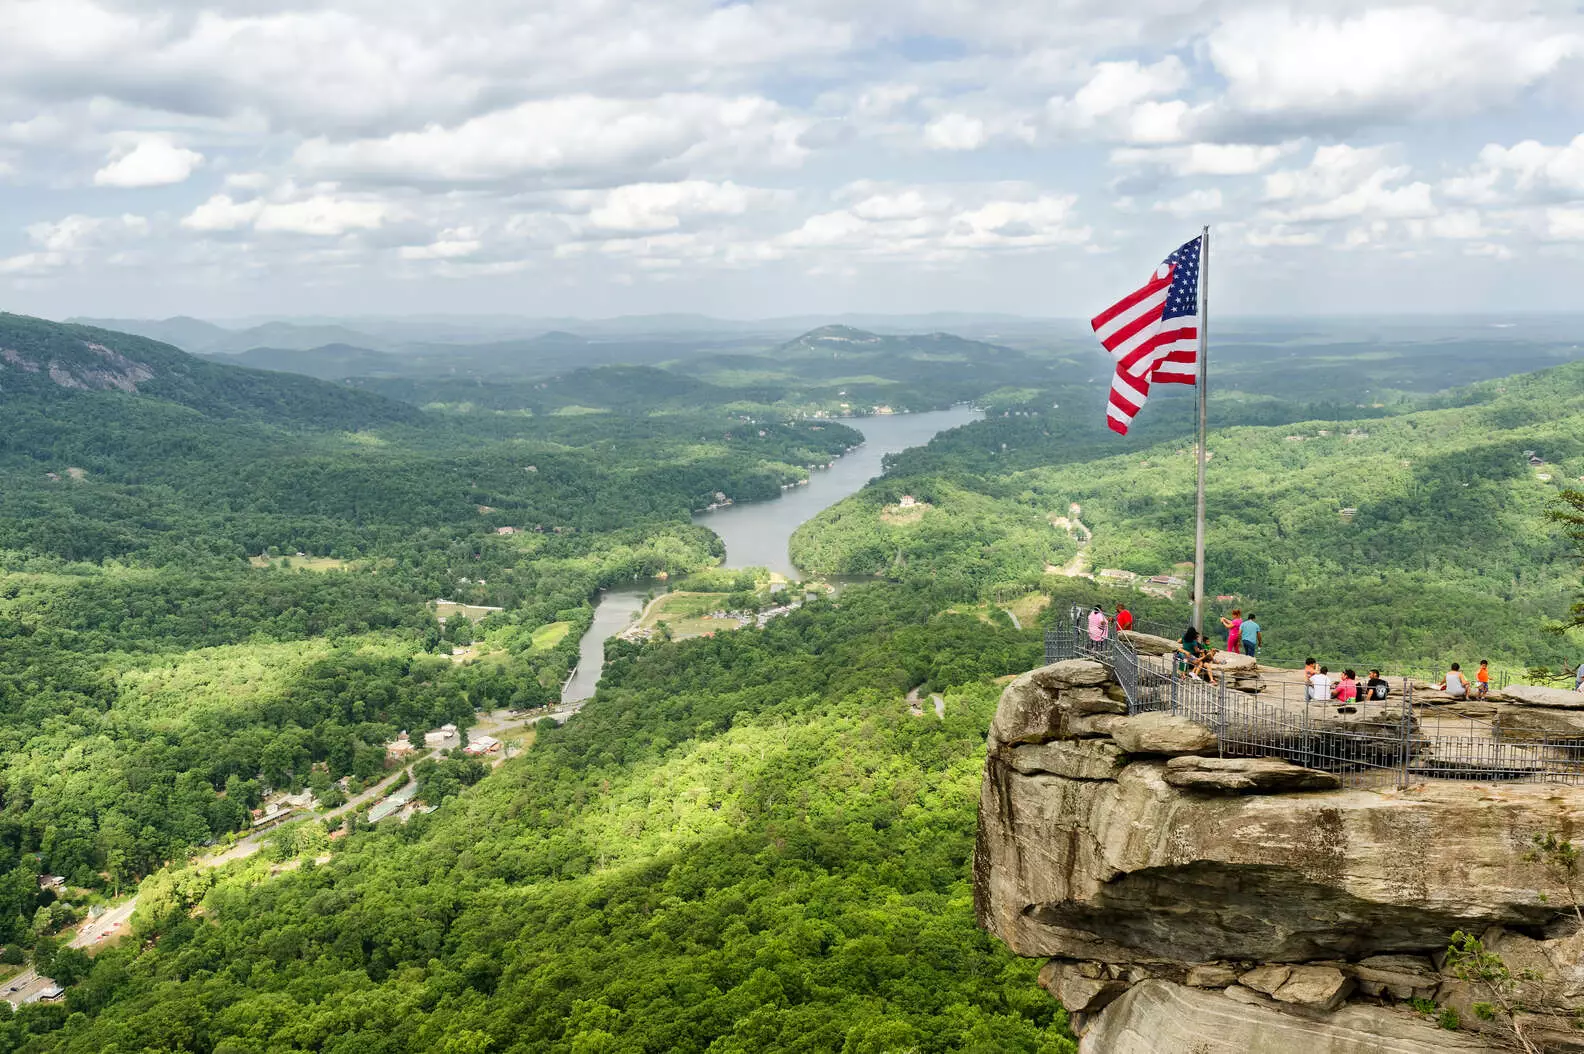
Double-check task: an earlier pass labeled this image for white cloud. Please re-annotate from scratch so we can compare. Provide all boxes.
[1153,187,1222,217]
[1546,207,1584,240]
[580,180,763,232]
[1262,145,1435,224]
[1207,8,1578,131]
[779,182,1087,259]
[1111,142,1295,176]
[923,113,988,151]
[399,236,483,260]
[94,138,204,187]
[294,94,807,184]
[182,191,392,236]
[1444,134,1584,205]
[28,213,148,252]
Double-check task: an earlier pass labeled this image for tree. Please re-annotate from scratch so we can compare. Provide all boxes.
[45,946,91,987]
[1551,489,1584,629]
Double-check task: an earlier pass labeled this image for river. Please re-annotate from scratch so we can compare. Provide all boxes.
[561,406,982,703]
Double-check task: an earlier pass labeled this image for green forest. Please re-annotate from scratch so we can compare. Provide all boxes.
[0,310,1581,1051]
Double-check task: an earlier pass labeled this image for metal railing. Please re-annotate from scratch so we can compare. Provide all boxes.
[1046,609,1584,788]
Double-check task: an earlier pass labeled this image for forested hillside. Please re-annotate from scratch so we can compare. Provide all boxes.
[13,590,1068,1053]
[792,359,1584,670]
[2,310,1582,1050]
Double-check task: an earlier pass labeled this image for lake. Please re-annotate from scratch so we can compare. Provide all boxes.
[562,405,982,703]
[692,405,981,577]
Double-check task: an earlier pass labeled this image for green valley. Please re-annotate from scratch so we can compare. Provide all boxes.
[0,309,1581,1053]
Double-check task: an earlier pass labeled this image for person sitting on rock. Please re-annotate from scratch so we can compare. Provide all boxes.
[1440,662,1472,700]
[1475,659,1490,699]
[1178,627,1217,685]
[1332,669,1358,703]
[1308,664,1331,701]
[1364,669,1390,701]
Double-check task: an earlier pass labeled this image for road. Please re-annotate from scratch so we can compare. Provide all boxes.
[4,762,416,1007]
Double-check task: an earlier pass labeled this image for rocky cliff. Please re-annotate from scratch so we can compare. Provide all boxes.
[975,659,1584,1053]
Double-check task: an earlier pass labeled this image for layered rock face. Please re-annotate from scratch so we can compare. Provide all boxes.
[976,660,1584,1053]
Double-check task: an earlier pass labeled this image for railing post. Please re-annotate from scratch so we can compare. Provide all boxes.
[1399,678,1413,789]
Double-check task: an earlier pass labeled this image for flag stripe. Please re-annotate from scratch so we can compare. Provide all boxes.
[1090,235,1203,435]
[1090,271,1172,331]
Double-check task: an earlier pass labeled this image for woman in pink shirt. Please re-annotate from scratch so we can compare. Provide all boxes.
[1087,606,1109,643]
[1332,669,1358,703]
[1219,609,1243,654]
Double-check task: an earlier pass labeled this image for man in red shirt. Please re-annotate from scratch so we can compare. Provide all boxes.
[1115,606,1133,632]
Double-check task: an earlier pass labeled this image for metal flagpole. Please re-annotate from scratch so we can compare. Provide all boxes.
[1191,225,1210,634]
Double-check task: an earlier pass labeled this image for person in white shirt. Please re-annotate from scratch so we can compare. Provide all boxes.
[1308,666,1332,701]
[1440,663,1471,699]
[1087,606,1109,643]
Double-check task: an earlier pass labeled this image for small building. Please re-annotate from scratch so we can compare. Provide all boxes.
[386,733,416,760]
[898,495,917,508]
[464,734,502,757]
[494,526,518,535]
[1529,455,1545,467]
[37,875,65,893]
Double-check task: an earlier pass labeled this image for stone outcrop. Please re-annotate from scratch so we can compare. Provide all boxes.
[1163,755,1342,794]
[976,659,1584,1053]
[1500,685,1584,710]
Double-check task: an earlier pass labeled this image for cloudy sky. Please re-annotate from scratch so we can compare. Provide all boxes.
[3,0,1584,320]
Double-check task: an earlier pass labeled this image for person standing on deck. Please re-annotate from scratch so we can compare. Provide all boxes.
[1239,614,1261,658]
[1087,606,1109,645]
[1219,609,1243,655]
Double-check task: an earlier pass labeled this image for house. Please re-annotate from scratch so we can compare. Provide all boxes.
[1529,455,1545,467]
[494,526,518,535]
[464,734,502,756]
[898,495,917,508]
[37,875,65,893]
[386,733,416,760]
[26,984,64,1004]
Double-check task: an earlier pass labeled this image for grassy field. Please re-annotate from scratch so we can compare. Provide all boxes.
[434,600,505,622]
[248,555,353,572]
[636,591,749,640]
[528,621,573,651]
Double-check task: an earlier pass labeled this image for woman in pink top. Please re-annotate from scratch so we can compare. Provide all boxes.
[1087,606,1109,643]
[1219,609,1243,653]
[1332,669,1358,703]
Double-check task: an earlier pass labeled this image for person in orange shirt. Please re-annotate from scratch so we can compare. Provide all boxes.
[1476,659,1490,699]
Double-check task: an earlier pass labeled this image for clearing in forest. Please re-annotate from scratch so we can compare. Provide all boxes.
[529,621,574,652]
[249,555,352,572]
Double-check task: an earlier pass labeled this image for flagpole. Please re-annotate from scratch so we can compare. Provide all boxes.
[1191,225,1210,635]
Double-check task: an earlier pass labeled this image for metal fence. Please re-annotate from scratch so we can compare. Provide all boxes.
[1046,609,1584,788]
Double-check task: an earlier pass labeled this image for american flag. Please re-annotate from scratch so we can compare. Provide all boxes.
[1091,235,1201,435]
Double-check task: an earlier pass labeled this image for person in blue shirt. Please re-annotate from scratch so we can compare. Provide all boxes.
[1239,614,1261,657]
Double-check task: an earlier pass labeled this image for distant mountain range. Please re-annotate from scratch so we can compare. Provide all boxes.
[0,313,417,428]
